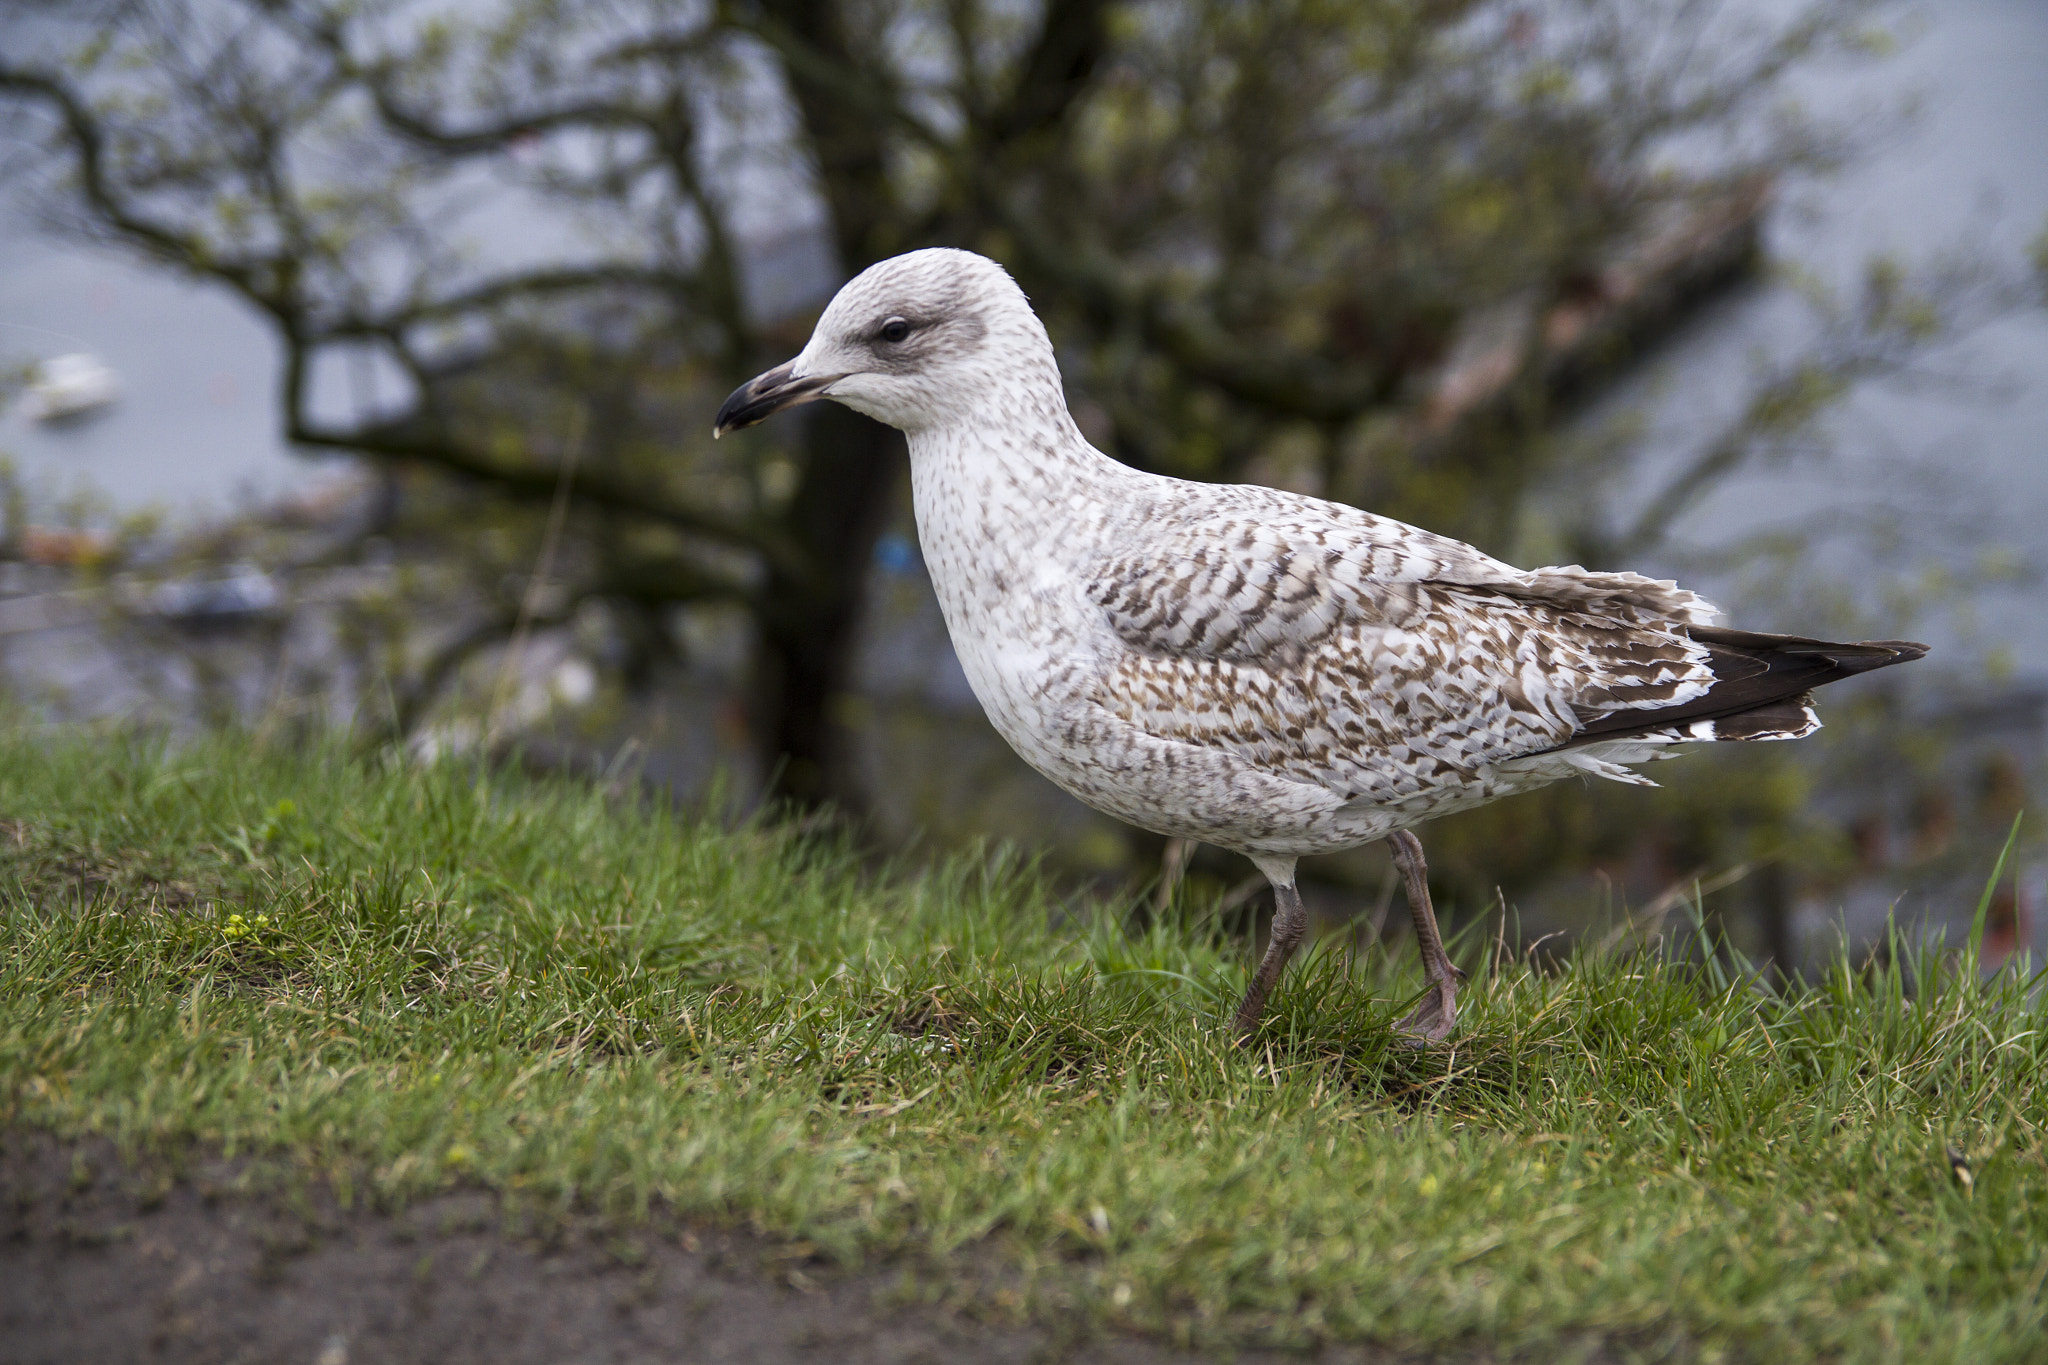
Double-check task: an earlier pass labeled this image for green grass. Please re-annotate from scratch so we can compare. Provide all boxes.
[2,726,2045,1361]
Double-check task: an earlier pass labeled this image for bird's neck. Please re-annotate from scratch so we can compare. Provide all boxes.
[905,393,1135,580]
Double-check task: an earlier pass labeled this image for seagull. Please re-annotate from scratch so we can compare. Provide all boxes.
[714,248,1926,1042]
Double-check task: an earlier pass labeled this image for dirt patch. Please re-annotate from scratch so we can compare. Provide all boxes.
[0,1130,1402,1365]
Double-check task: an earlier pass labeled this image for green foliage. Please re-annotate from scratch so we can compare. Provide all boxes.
[3,725,2045,1359]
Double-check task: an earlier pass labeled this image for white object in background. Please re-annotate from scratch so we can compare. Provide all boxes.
[22,352,120,423]
[150,565,281,622]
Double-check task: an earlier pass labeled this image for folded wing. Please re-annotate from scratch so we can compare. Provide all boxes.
[1085,493,1922,804]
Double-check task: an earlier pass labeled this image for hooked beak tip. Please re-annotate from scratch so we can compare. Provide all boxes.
[713,361,843,438]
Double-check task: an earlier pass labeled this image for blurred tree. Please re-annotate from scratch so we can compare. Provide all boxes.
[0,0,1913,801]
[3,0,2034,956]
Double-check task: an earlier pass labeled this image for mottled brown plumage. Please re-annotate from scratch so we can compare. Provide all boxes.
[715,248,1927,1044]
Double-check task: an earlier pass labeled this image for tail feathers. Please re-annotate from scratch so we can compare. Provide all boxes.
[1566,630,1926,749]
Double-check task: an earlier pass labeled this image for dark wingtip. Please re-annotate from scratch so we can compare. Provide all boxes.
[1691,629,1929,673]
[1566,630,1930,749]
[1836,640,1930,672]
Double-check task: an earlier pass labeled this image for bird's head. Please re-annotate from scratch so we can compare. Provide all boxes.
[713,248,1058,439]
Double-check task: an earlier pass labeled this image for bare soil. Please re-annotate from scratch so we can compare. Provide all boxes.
[0,1131,1400,1365]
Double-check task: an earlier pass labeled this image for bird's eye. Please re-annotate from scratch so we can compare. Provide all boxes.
[879,317,911,344]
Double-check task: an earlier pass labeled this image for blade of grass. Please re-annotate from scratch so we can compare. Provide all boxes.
[1967,812,2024,963]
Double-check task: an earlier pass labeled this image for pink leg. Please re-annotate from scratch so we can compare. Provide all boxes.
[1231,874,1307,1041]
[1389,830,1463,1042]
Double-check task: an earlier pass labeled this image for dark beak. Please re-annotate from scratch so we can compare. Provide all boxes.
[712,361,844,438]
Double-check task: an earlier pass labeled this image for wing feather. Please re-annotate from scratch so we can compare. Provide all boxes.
[1085,495,1721,802]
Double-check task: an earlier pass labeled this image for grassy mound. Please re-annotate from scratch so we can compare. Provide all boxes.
[2,727,2043,1360]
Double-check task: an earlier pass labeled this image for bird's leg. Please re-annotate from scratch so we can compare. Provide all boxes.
[1388,830,1464,1043]
[1230,858,1307,1041]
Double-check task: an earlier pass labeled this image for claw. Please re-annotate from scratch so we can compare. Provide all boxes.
[1395,985,1457,1043]
[1395,963,1465,1044]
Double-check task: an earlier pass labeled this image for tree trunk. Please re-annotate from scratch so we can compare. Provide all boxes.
[751,403,903,811]
[744,0,906,812]
[745,0,1111,812]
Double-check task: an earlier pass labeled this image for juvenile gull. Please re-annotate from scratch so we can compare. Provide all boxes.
[715,248,1926,1042]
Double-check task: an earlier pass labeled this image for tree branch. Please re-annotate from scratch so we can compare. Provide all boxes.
[279,401,807,583]
[986,185,1398,419]
[982,0,1113,145]
[0,65,277,302]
